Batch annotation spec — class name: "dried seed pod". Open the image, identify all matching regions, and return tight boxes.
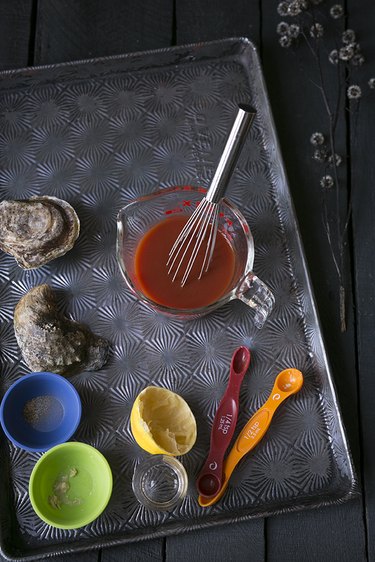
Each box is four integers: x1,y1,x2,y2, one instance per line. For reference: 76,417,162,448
320,175,334,189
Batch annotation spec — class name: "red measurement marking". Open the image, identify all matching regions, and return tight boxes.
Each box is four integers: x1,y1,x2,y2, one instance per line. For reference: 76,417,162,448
165,207,183,215
183,200,191,207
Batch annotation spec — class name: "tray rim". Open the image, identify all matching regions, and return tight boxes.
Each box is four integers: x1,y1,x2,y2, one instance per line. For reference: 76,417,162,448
0,35,359,561
0,35,256,78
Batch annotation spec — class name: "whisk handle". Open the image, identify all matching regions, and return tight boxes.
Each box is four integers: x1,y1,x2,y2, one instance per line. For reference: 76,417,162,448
206,104,256,204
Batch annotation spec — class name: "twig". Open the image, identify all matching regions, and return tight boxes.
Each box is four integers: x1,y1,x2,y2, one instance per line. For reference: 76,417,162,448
276,1,370,331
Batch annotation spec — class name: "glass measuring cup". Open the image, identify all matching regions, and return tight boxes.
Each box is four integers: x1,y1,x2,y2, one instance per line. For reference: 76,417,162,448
116,186,274,327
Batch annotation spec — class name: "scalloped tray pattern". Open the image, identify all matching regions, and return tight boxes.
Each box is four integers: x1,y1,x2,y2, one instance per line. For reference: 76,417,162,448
0,38,357,560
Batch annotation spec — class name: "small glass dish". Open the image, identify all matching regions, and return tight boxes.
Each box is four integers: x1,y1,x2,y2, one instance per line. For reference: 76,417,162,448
132,455,188,511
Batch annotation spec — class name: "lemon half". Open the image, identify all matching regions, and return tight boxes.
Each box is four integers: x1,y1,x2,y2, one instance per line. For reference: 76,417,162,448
130,386,197,456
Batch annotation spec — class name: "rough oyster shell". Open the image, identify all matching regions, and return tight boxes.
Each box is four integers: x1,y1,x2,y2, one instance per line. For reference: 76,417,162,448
14,284,109,376
0,196,80,268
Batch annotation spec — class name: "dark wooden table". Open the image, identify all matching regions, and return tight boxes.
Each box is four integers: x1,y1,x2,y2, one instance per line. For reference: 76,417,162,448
0,1,373,560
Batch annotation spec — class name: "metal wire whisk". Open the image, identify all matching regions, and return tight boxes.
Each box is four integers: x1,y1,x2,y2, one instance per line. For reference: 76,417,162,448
167,104,256,287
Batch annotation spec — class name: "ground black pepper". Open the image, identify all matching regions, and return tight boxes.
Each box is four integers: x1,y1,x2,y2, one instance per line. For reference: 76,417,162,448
23,395,63,431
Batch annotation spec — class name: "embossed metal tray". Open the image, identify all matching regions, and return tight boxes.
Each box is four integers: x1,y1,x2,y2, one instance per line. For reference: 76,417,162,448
0,38,357,560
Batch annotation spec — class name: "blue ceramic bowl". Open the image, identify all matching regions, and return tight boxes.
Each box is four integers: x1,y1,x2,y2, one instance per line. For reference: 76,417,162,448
0,372,81,452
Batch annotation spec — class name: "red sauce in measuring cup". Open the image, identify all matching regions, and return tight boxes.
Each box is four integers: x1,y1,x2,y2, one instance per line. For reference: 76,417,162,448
133,215,236,310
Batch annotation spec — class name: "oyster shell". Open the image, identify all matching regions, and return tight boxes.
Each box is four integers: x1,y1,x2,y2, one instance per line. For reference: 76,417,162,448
0,196,80,268
14,284,109,376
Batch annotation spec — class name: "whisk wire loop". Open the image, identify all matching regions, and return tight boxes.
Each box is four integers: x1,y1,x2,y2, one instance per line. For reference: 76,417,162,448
167,199,208,282
167,104,256,287
198,204,219,280
180,201,217,287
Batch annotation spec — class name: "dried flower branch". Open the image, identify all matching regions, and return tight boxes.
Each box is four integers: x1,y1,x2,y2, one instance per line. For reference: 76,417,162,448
276,0,373,332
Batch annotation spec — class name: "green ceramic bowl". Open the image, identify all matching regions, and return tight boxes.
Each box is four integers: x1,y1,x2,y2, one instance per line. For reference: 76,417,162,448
29,442,113,529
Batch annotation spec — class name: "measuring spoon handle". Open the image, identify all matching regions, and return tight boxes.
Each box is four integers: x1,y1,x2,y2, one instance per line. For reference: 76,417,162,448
198,400,278,506
196,347,250,496
210,346,250,452
198,384,296,507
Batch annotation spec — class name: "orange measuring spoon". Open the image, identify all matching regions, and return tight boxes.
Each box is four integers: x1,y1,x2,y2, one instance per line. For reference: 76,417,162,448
198,368,304,507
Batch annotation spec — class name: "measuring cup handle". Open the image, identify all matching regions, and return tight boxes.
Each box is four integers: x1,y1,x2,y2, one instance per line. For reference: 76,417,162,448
235,273,274,329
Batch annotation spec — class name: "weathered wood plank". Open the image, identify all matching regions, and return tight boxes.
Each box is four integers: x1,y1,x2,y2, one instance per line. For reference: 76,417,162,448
261,2,366,560
101,540,164,562
35,0,174,64
176,0,259,45
348,0,375,560
267,502,366,562
0,0,33,70
0,4,40,559
166,522,264,562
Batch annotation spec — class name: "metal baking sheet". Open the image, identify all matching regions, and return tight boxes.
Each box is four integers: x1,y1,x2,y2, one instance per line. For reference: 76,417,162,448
0,38,357,560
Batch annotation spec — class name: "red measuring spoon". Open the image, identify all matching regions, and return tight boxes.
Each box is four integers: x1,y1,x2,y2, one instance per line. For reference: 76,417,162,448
196,346,251,498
